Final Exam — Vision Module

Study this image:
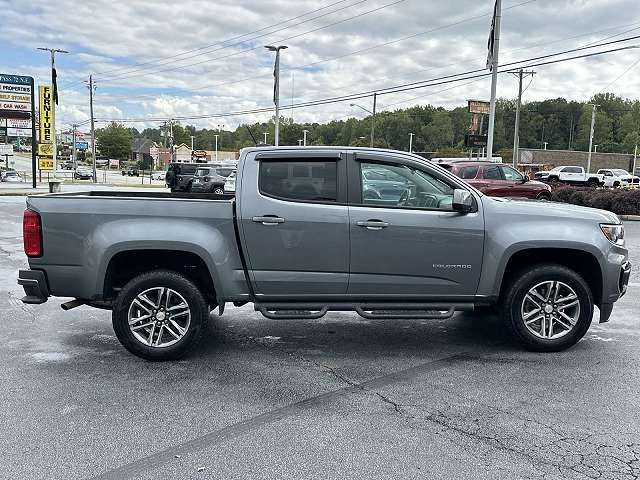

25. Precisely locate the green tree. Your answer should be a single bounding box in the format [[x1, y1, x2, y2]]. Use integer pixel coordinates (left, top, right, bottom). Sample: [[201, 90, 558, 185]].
[[96, 122, 133, 160]]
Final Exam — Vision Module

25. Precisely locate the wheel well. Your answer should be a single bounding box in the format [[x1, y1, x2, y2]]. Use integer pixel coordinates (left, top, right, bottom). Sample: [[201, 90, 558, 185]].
[[103, 250, 216, 304], [499, 249, 602, 306]]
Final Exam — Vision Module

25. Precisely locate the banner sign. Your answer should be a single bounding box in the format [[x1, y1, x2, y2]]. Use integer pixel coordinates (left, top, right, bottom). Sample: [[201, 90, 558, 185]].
[[7, 118, 31, 129], [7, 127, 32, 137], [39, 85, 53, 143], [37, 143, 53, 156], [38, 157, 53, 170]]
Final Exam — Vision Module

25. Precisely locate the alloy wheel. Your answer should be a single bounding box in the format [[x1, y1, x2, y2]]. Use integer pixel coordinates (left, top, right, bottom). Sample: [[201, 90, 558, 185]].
[[520, 280, 580, 339], [127, 287, 191, 347]]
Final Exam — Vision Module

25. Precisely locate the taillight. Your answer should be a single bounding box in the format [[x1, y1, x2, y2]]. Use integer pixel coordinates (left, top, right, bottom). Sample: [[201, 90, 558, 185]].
[[23, 209, 42, 257]]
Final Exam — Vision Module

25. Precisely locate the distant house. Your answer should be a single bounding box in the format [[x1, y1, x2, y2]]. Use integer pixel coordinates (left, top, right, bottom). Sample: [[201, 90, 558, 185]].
[[131, 138, 157, 166]]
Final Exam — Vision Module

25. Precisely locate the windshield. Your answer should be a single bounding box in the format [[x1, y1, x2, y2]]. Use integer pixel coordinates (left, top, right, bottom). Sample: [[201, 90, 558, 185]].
[[550, 166, 563, 172], [195, 168, 210, 177]]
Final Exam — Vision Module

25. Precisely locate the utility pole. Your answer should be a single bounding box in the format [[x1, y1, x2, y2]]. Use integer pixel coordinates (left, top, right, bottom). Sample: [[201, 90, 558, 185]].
[[71, 123, 77, 169], [587, 104, 597, 174], [37, 47, 68, 176], [486, 0, 502, 162], [303, 129, 308, 146], [86, 75, 97, 183], [370, 92, 377, 148], [190, 135, 194, 151], [511, 69, 535, 167], [214, 134, 219, 162], [265, 45, 288, 147], [409, 132, 414, 153], [169, 120, 174, 162]]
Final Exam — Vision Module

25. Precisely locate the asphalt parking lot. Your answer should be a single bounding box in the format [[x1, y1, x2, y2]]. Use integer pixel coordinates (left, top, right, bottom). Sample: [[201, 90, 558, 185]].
[[1, 194, 639, 480]]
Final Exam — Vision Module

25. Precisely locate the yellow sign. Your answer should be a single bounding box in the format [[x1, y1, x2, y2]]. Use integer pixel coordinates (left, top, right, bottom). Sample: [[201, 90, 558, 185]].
[[38, 158, 53, 170], [39, 85, 53, 144], [37, 143, 53, 156]]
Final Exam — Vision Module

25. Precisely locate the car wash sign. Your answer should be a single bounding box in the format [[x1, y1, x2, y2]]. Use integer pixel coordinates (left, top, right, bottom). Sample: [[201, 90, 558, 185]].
[[0, 74, 34, 120]]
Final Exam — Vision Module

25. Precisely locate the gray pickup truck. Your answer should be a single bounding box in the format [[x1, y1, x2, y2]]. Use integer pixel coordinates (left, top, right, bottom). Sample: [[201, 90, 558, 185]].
[[18, 147, 631, 360]]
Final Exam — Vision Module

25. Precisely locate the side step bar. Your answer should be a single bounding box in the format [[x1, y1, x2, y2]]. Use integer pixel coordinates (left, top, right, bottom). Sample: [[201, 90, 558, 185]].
[[255, 302, 473, 320]]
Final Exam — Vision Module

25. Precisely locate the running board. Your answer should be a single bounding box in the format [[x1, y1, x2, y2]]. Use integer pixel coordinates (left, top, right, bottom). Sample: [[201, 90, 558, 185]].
[[255, 302, 473, 320]]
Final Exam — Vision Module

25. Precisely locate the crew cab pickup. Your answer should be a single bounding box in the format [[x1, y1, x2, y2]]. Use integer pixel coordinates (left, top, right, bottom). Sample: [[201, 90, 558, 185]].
[[597, 168, 640, 188], [18, 147, 631, 360], [534, 166, 604, 186]]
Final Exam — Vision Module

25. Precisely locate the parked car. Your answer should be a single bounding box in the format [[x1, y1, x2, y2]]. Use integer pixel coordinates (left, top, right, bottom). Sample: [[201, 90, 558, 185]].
[[165, 162, 201, 192], [534, 166, 604, 187], [442, 161, 552, 200], [151, 171, 166, 181], [60, 160, 74, 170], [74, 167, 93, 180], [224, 171, 237, 193], [1, 170, 24, 183], [121, 167, 139, 177], [18, 147, 630, 361], [190, 166, 227, 194], [597, 168, 640, 188]]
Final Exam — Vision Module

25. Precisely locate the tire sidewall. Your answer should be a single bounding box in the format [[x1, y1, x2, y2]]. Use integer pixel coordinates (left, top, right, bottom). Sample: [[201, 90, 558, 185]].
[[504, 265, 593, 352], [112, 270, 208, 361]]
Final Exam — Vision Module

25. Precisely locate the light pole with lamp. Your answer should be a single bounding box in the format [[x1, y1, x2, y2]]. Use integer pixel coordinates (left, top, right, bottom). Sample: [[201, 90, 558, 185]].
[[263, 132, 269, 144], [264, 45, 287, 146], [409, 133, 415, 153], [350, 95, 376, 147], [303, 129, 308, 146]]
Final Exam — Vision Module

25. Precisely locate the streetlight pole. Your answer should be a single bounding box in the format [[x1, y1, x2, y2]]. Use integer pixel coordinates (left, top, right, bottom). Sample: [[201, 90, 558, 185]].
[[594, 144, 599, 153], [586, 104, 597, 174], [486, 0, 502, 162], [303, 129, 308, 146], [71, 123, 77, 170], [350, 101, 376, 147], [37, 47, 68, 176], [265, 45, 288, 147], [633, 144, 638, 179], [86, 74, 97, 183], [214, 134, 219, 162], [511, 69, 535, 168], [190, 135, 194, 151], [543, 142, 548, 150], [409, 133, 414, 153], [263, 132, 269, 144]]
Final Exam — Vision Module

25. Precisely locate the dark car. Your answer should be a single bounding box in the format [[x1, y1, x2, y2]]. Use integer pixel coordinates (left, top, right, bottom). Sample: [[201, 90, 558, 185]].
[[190, 166, 234, 194], [121, 167, 139, 177], [441, 161, 552, 200], [165, 163, 203, 192]]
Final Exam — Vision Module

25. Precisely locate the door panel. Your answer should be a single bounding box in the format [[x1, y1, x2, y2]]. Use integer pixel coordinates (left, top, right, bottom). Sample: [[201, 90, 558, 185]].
[[239, 156, 349, 297], [348, 158, 485, 298]]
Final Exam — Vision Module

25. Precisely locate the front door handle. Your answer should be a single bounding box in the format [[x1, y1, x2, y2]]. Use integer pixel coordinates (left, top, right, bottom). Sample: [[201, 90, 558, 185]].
[[252, 215, 285, 225], [356, 220, 389, 230]]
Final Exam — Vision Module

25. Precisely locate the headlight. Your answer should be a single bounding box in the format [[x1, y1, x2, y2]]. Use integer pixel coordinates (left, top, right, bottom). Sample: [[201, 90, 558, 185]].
[[600, 224, 625, 246]]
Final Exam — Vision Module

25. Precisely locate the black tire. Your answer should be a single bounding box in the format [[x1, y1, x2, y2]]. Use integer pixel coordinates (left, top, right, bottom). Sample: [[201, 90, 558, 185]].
[[548, 176, 559, 184], [501, 264, 593, 352], [536, 192, 551, 201], [212, 186, 224, 195], [613, 181, 620, 188], [587, 178, 599, 188], [112, 270, 208, 361]]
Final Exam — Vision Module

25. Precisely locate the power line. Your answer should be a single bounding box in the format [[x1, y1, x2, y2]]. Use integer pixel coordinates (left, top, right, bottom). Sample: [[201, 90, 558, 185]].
[[598, 56, 640, 93], [90, 44, 637, 124]]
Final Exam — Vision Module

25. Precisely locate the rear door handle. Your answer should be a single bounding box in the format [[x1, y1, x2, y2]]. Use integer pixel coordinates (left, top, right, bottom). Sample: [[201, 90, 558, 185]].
[[356, 220, 389, 230], [252, 215, 285, 225]]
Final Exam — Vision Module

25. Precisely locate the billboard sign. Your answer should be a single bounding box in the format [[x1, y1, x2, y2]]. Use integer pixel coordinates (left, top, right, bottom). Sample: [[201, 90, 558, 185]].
[[468, 100, 490, 115], [39, 85, 53, 143], [7, 127, 32, 137], [465, 134, 488, 148]]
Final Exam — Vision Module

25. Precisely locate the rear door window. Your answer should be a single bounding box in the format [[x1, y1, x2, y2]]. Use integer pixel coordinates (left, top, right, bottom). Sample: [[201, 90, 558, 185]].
[[259, 160, 338, 202], [458, 166, 479, 179], [483, 165, 503, 180]]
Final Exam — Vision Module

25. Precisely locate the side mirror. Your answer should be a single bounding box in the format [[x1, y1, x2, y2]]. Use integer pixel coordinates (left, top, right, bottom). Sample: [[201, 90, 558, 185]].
[[452, 189, 474, 214], [522, 175, 529, 183]]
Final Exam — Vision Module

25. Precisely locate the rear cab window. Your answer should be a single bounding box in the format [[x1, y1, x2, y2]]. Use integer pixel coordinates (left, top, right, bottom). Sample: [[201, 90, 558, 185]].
[[259, 159, 339, 202]]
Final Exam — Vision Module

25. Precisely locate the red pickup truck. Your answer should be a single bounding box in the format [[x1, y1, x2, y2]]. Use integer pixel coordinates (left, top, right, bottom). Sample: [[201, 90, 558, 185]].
[[441, 161, 552, 200]]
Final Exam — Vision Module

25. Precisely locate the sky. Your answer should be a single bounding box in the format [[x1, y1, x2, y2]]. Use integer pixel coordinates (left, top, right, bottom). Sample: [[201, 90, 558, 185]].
[[1, 0, 639, 132]]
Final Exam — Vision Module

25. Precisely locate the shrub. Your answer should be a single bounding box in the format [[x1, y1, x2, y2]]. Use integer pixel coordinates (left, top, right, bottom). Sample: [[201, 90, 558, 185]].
[[550, 186, 640, 216]]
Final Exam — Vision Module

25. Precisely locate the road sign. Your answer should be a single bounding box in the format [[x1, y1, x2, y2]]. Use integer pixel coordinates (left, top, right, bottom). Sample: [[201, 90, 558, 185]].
[[0, 144, 13, 155], [75, 141, 88, 150], [468, 100, 490, 115], [38, 143, 53, 156], [38, 157, 53, 170], [465, 134, 488, 148]]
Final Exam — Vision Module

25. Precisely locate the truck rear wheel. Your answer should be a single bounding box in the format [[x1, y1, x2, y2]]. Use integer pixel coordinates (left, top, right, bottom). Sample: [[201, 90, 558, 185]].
[[501, 264, 593, 352], [112, 270, 208, 361]]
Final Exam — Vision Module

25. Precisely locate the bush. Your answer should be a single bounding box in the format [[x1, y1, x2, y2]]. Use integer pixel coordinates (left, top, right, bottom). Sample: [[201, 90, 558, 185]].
[[550, 186, 640, 216]]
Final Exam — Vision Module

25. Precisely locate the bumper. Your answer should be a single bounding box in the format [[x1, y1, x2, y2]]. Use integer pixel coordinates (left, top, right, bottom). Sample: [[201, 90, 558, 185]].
[[600, 261, 631, 323], [18, 269, 50, 304]]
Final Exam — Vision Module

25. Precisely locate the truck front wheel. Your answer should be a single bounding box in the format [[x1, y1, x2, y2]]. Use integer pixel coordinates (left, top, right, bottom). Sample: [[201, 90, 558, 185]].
[[112, 270, 208, 361], [501, 264, 593, 352]]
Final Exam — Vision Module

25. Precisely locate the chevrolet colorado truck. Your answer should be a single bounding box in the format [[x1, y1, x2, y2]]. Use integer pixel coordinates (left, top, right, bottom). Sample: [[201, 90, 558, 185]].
[[18, 147, 631, 360]]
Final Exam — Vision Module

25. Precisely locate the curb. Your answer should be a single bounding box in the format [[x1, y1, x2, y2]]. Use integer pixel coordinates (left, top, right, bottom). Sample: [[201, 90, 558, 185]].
[[620, 215, 640, 222]]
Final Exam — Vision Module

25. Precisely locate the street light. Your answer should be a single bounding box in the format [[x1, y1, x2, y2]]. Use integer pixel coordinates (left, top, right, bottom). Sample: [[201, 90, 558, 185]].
[[350, 94, 377, 147], [264, 45, 288, 147], [263, 132, 269, 144], [214, 134, 219, 162], [409, 133, 415, 153], [594, 144, 599, 153], [303, 129, 309, 146]]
